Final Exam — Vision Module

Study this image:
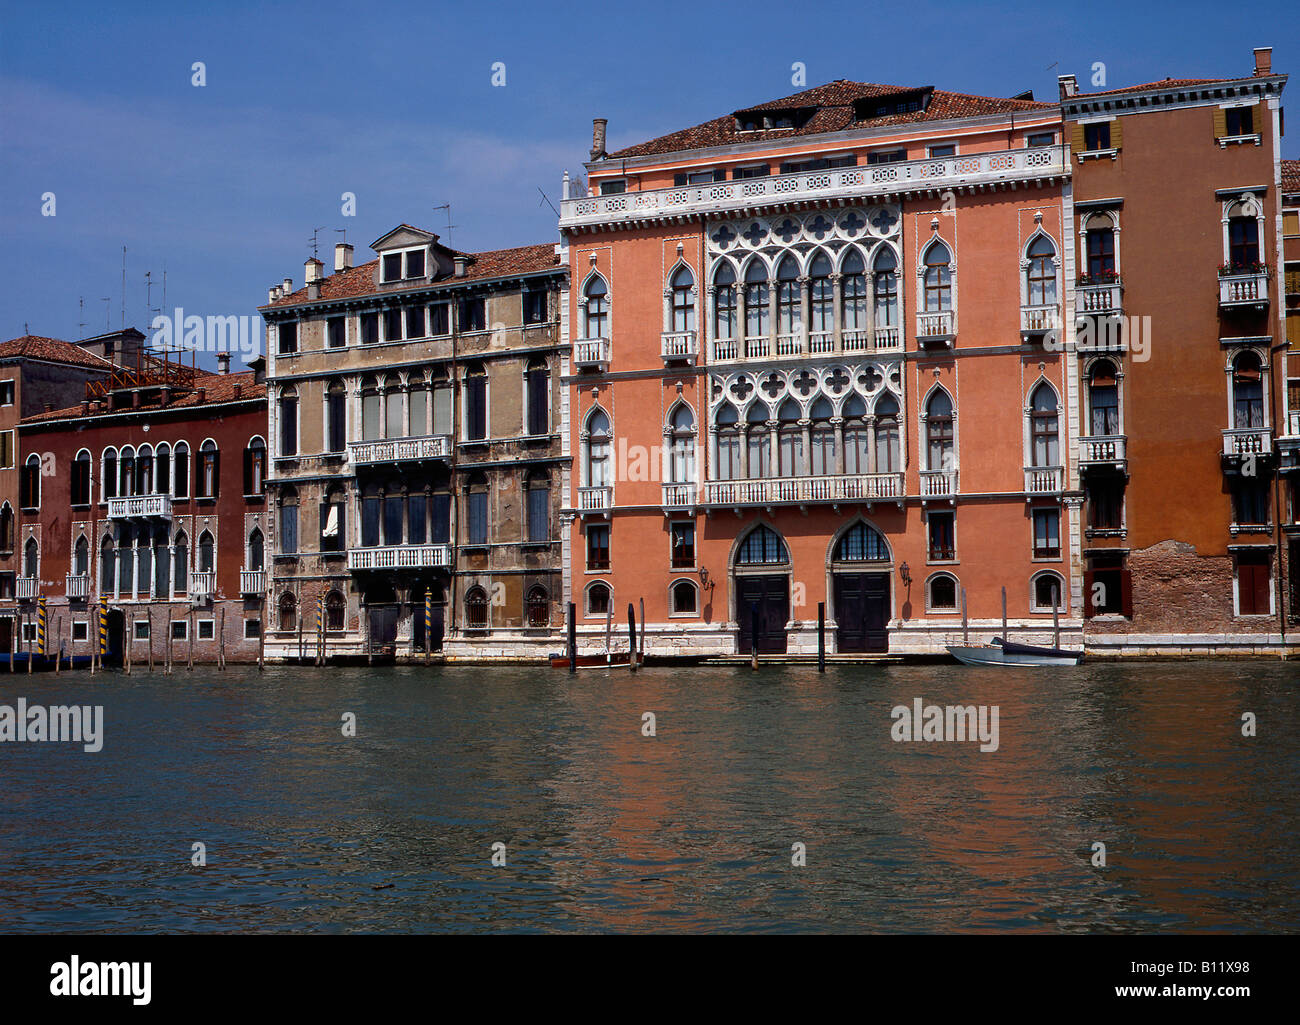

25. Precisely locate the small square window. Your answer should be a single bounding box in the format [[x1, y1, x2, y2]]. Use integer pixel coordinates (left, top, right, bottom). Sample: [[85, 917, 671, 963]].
[[0, 380, 14, 405], [72, 621, 88, 641], [670, 522, 695, 568], [523, 290, 547, 325], [198, 620, 215, 640], [599, 179, 626, 195], [1027, 132, 1056, 147], [171, 620, 188, 641], [360, 312, 379, 345], [1033, 575, 1065, 612], [382, 253, 402, 282], [429, 303, 450, 335], [22, 623, 38, 642], [1033, 508, 1061, 559], [244, 619, 261, 639], [327, 317, 346, 348], [1225, 106, 1254, 136], [277, 321, 298, 355], [405, 250, 425, 279], [1083, 122, 1111, 151], [134, 620, 150, 640], [928, 144, 956, 158]]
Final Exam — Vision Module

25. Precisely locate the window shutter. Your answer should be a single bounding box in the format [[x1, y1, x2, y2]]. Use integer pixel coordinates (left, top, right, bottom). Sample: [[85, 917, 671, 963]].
[[1071, 123, 1086, 153], [673, 173, 687, 186], [1213, 107, 1227, 139], [528, 368, 548, 434], [243, 448, 253, 496], [713, 168, 727, 182], [1257, 100, 1268, 135], [1083, 570, 1096, 617], [318, 503, 328, 547], [211, 451, 220, 497], [1119, 569, 1133, 619], [1109, 118, 1122, 150], [1252, 561, 1270, 615]]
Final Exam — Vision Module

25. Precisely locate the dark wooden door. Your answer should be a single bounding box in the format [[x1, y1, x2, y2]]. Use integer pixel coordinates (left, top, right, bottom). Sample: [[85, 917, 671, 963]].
[[736, 575, 788, 654], [369, 605, 399, 648], [106, 609, 125, 663], [834, 573, 890, 653], [0, 616, 11, 655]]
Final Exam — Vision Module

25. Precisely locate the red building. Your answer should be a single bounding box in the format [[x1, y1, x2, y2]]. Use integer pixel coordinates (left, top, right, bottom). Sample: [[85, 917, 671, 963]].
[[12, 351, 269, 663]]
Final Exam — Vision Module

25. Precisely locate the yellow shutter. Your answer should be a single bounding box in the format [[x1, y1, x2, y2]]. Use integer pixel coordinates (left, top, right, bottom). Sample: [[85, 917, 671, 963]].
[[1109, 118, 1122, 150], [1213, 108, 1227, 139], [1258, 100, 1269, 136], [1071, 123, 1086, 153], [1284, 211, 1300, 236], [1289, 311, 1300, 345]]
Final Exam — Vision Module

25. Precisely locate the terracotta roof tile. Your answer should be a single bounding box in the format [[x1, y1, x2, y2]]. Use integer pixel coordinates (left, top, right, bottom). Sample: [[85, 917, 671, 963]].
[[262, 242, 559, 310], [605, 81, 1052, 160], [1075, 77, 1235, 97], [1281, 159, 1300, 194], [21, 369, 265, 424], [0, 335, 116, 370]]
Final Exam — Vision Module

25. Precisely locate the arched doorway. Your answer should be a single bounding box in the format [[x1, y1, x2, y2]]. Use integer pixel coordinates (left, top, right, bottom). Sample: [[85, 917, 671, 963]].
[[830, 521, 892, 652], [733, 524, 790, 654]]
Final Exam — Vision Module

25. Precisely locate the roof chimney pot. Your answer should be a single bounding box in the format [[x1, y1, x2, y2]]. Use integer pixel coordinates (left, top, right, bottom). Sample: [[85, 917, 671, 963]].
[[1057, 74, 1078, 100], [1254, 47, 1272, 76], [591, 118, 608, 161], [216, 352, 231, 375], [335, 242, 354, 273]]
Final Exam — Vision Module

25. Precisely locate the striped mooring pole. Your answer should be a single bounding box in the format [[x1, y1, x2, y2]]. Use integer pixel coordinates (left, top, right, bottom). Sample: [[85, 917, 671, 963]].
[[424, 588, 431, 650], [37, 595, 47, 657], [98, 596, 108, 658]]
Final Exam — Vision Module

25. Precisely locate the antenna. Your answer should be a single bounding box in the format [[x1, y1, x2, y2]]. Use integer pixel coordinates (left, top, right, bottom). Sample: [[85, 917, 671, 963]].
[[537, 186, 559, 217], [101, 298, 111, 330], [335, 227, 348, 247], [121, 246, 127, 330], [79, 297, 86, 339], [309, 227, 326, 260], [433, 203, 456, 243]]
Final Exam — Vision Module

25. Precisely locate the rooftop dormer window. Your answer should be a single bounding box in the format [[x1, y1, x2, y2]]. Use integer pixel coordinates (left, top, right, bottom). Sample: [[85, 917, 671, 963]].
[[381, 247, 428, 283]]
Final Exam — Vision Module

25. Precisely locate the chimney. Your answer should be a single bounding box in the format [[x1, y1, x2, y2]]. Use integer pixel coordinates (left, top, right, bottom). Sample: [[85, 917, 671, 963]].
[[282, 277, 293, 295], [233, 383, 243, 400], [1254, 47, 1272, 76], [44, 402, 53, 413], [453, 255, 469, 277], [308, 278, 321, 301], [268, 285, 280, 303], [80, 400, 90, 416], [305, 258, 323, 283], [197, 387, 206, 404], [217, 352, 231, 375], [160, 387, 171, 406], [590, 117, 608, 160], [335, 242, 354, 273], [1058, 74, 1078, 99]]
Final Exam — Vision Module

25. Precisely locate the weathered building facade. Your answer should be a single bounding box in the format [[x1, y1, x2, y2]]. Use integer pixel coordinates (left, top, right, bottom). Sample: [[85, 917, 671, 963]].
[[11, 354, 269, 664], [259, 229, 566, 661]]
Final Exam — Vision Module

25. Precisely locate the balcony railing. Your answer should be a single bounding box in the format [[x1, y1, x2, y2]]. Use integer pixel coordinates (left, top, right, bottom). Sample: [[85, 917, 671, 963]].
[[190, 570, 215, 597], [347, 545, 451, 571], [578, 485, 612, 513], [107, 494, 173, 520], [1079, 435, 1127, 467], [919, 469, 958, 499], [808, 330, 834, 354], [713, 337, 739, 361], [1076, 281, 1123, 317], [65, 574, 89, 599], [348, 434, 451, 467], [1024, 466, 1063, 495], [916, 310, 955, 342], [1020, 304, 1062, 336], [775, 332, 802, 357], [703, 472, 905, 507], [712, 326, 903, 362], [1219, 271, 1269, 308], [560, 147, 1067, 231], [573, 336, 610, 370], [16, 577, 37, 599], [1286, 411, 1300, 437], [661, 483, 696, 510], [1222, 427, 1272, 457], [744, 335, 770, 359], [239, 569, 267, 595], [660, 330, 697, 363]]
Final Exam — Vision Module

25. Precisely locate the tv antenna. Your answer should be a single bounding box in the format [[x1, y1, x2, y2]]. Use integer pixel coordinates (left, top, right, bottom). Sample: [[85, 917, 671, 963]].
[[101, 298, 111, 330], [537, 187, 558, 217], [433, 203, 456, 242], [79, 297, 86, 339], [309, 227, 326, 260]]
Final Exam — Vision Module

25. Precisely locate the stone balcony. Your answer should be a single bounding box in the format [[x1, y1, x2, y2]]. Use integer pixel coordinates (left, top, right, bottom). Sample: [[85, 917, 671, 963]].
[[347, 544, 451, 572], [1024, 465, 1064, 496], [1075, 280, 1123, 318], [1020, 303, 1062, 340], [703, 472, 905, 508], [16, 576, 37, 600], [1221, 427, 1272, 459], [712, 326, 902, 363], [190, 570, 215, 597], [107, 494, 173, 520], [574, 336, 610, 371], [65, 574, 90, 599], [560, 147, 1067, 231], [915, 310, 955, 346], [1079, 435, 1127, 472], [348, 434, 451, 468], [1218, 271, 1269, 310], [577, 485, 612, 516], [1278, 412, 1300, 472], [661, 483, 696, 511], [240, 569, 267, 595], [660, 330, 697, 364], [919, 469, 958, 500]]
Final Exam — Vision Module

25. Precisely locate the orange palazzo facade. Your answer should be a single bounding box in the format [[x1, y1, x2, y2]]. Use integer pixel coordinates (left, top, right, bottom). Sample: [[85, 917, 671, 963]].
[[558, 81, 1082, 656]]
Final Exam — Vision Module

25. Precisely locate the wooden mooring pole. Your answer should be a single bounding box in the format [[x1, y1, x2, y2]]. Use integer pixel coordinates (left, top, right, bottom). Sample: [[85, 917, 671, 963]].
[[817, 602, 825, 672], [567, 602, 576, 675]]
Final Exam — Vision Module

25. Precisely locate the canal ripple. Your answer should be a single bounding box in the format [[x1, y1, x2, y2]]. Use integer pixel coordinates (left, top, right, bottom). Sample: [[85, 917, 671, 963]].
[[0, 660, 1295, 933]]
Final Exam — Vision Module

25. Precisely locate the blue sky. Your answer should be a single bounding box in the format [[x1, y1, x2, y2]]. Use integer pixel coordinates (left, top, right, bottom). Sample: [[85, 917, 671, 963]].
[[1, 0, 1294, 363]]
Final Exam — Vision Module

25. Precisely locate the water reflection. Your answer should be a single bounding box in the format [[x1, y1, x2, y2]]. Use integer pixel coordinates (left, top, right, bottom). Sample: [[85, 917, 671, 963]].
[[0, 661, 1295, 933]]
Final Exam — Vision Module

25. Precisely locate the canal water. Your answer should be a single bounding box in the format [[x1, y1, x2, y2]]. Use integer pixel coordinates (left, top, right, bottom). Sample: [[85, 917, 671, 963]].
[[0, 661, 1295, 933]]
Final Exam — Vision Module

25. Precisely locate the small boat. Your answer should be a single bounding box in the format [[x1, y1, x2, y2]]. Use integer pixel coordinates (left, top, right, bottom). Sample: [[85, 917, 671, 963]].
[[946, 636, 1083, 667], [549, 651, 631, 669]]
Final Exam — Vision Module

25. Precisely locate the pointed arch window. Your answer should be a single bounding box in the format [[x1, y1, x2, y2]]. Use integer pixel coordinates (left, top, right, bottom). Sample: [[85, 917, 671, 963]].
[[746, 402, 771, 479], [172, 530, 188, 595], [1088, 362, 1120, 435], [278, 592, 298, 633], [198, 530, 215, 573], [809, 253, 833, 335], [1030, 384, 1060, 466], [843, 395, 870, 475], [737, 525, 788, 565], [172, 442, 189, 499], [1026, 235, 1057, 306], [136, 444, 154, 495], [585, 409, 611, 488], [72, 449, 92, 505], [22, 536, 39, 578], [670, 266, 695, 332], [714, 264, 737, 339], [584, 276, 608, 338], [715, 404, 741, 480], [872, 248, 898, 327], [875, 394, 901, 473], [118, 446, 135, 498], [744, 261, 769, 340], [465, 585, 489, 630], [20, 454, 41, 509], [1232, 352, 1264, 428], [248, 527, 265, 572], [842, 251, 867, 333], [326, 590, 345, 631], [775, 255, 801, 338], [100, 535, 116, 593], [74, 534, 89, 576], [0, 504, 15, 552], [244, 437, 266, 496], [199, 440, 219, 498], [102, 448, 118, 501], [668, 405, 695, 484], [777, 398, 803, 476], [152, 524, 169, 597], [835, 522, 890, 562], [923, 241, 952, 311], [926, 390, 954, 470], [154, 443, 171, 497], [810, 396, 836, 475]]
